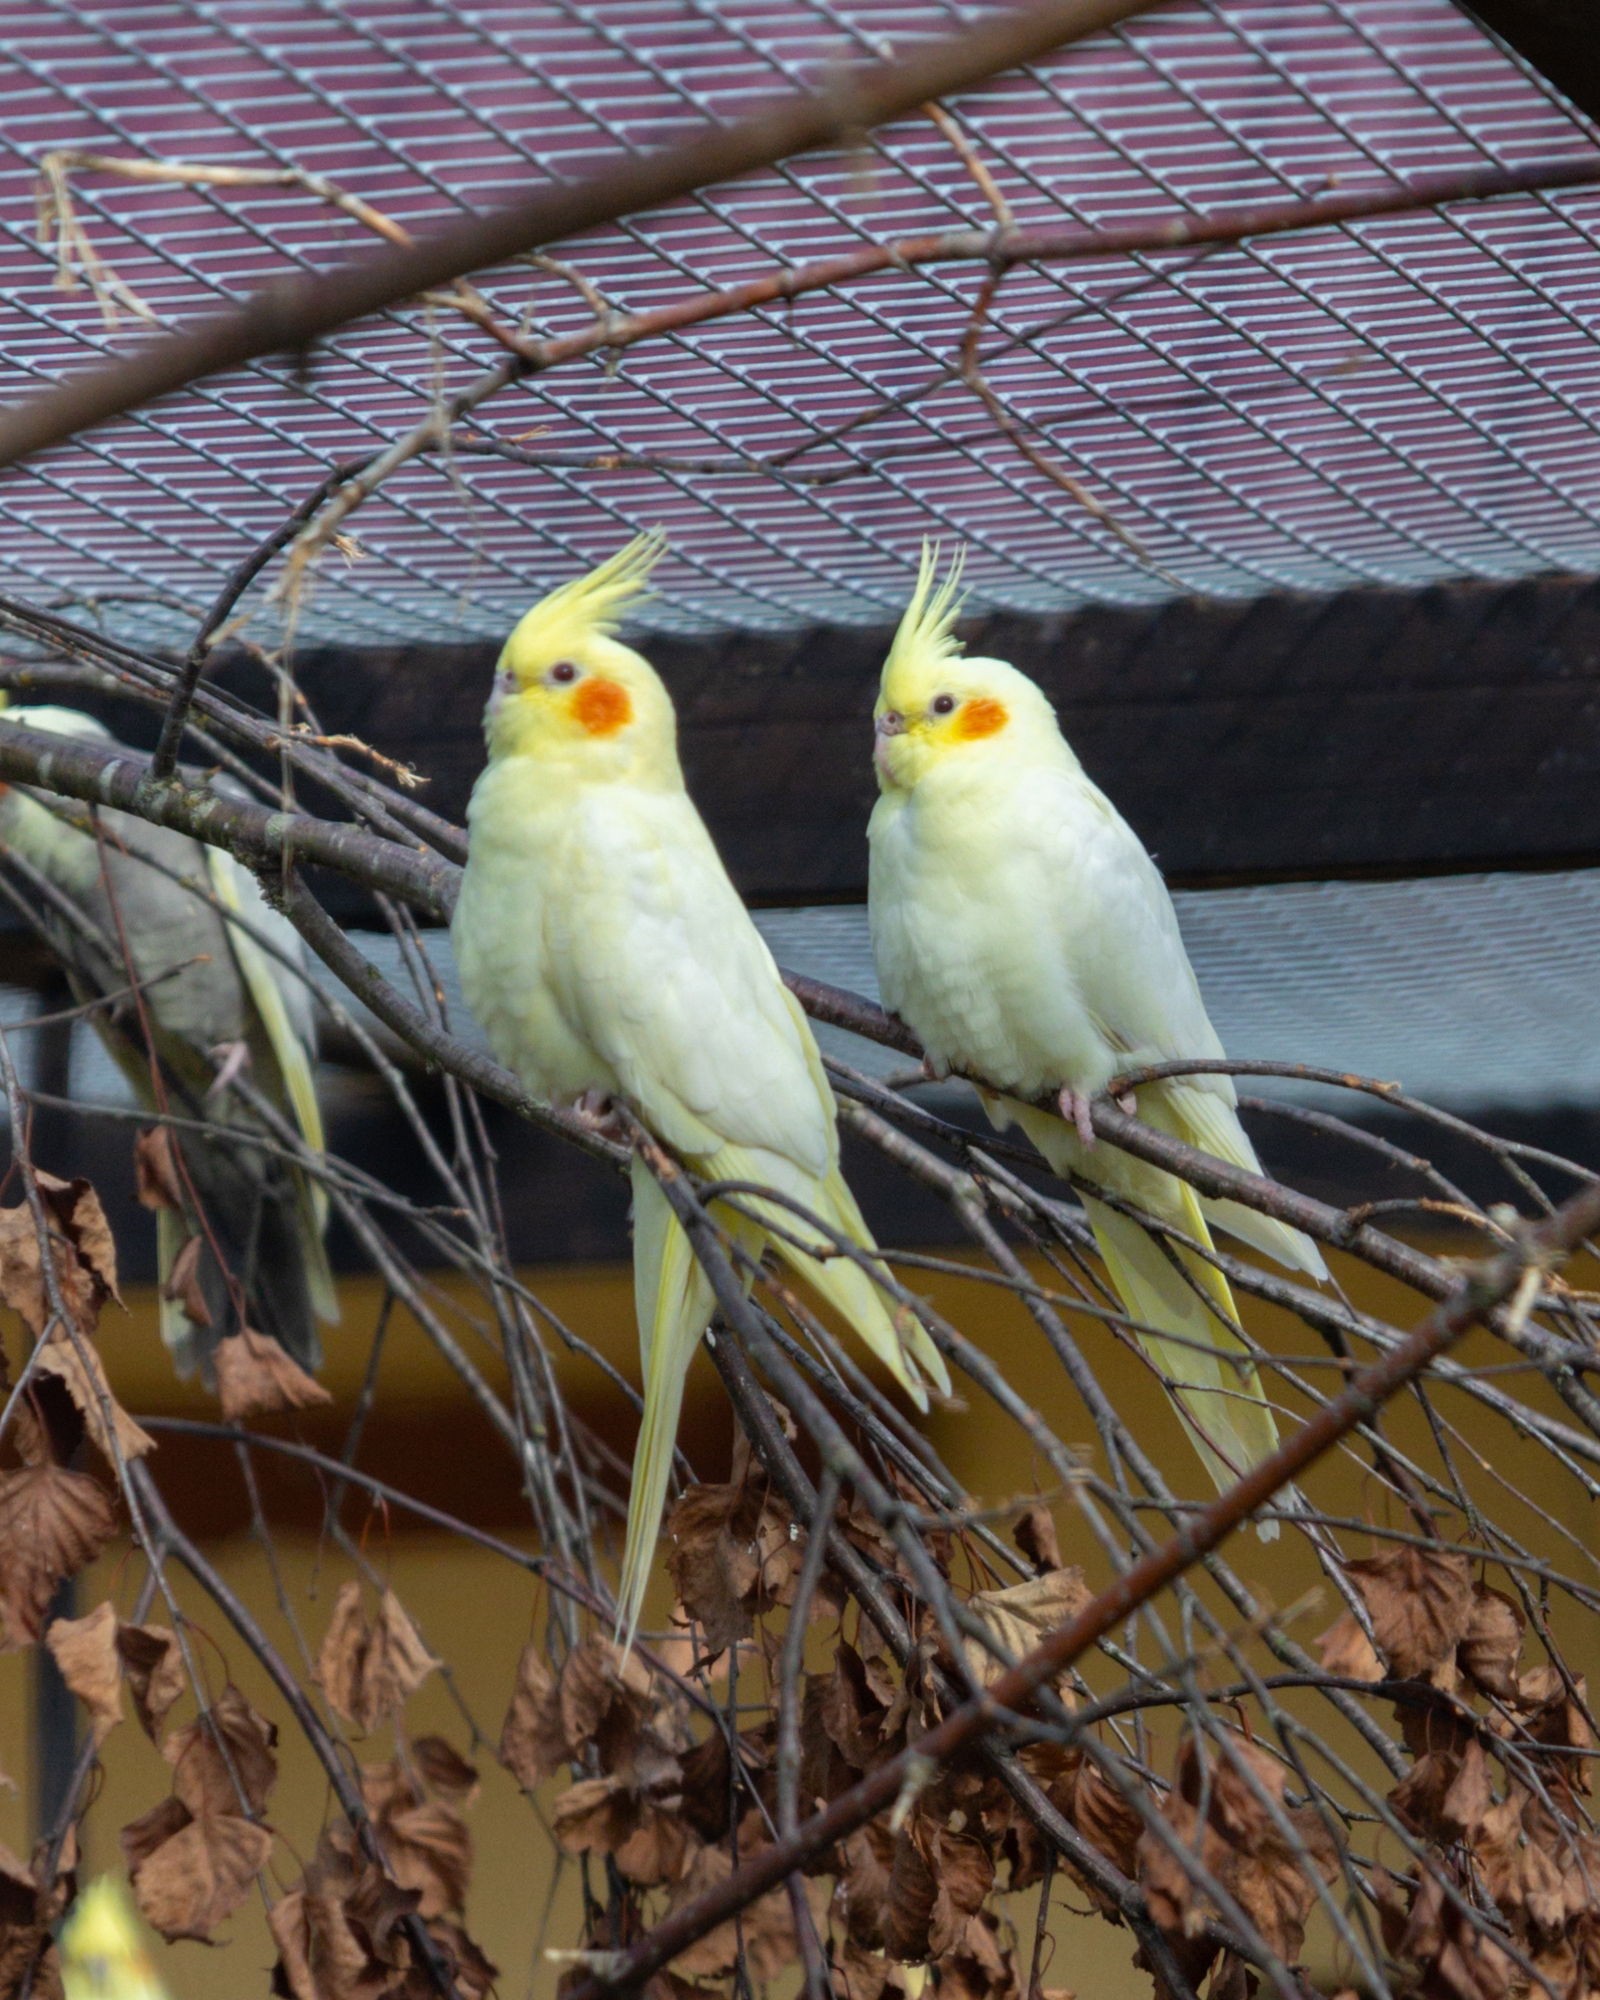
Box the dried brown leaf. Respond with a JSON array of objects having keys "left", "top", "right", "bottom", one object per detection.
[
  {"left": 1069, "top": 1757, "right": 1144, "bottom": 1897},
  {"left": 834, "top": 1941, "right": 909, "bottom": 2000},
  {"left": 381, "top": 1798, "right": 470, "bottom": 1919},
  {"left": 427, "top": 1916, "right": 499, "bottom": 1999},
  {"left": 0, "top": 1834, "right": 70, "bottom": 2000},
  {"left": 214, "top": 1326, "right": 330, "bottom": 1422},
  {"left": 962, "top": 1569, "right": 1092, "bottom": 1690},
  {"left": 316, "top": 1583, "right": 438, "bottom": 1735},
  {"left": 0, "top": 1209, "right": 84, "bottom": 1341},
  {"left": 499, "top": 1638, "right": 568, "bottom": 1791},
  {"left": 801, "top": 1673, "right": 858, "bottom": 1810},
  {"left": 668, "top": 1838, "right": 805, "bottom": 1983},
  {"left": 552, "top": 1776, "right": 638, "bottom": 1857},
  {"left": 31, "top": 1337, "right": 154, "bottom": 1466},
  {"left": 1515, "top": 1665, "right": 1594, "bottom": 1791},
  {"left": 119, "top": 1797, "right": 192, "bottom": 1874},
  {"left": 363, "top": 1590, "right": 441, "bottom": 1725},
  {"left": 1458, "top": 1585, "right": 1524, "bottom": 1704},
  {"left": 412, "top": 1736, "right": 479, "bottom": 1806},
  {"left": 835, "top": 1821, "right": 895, "bottom": 1951},
  {"left": 883, "top": 1817, "right": 939, "bottom": 1963},
  {"left": 133, "top": 1128, "right": 186, "bottom": 1216},
  {"left": 558, "top": 1634, "right": 660, "bottom": 1784},
  {"left": 133, "top": 1125, "right": 187, "bottom": 1213},
  {"left": 0, "top": 1462, "right": 117, "bottom": 1651},
  {"left": 822, "top": 1643, "right": 897, "bottom": 1772},
  {"left": 1141, "top": 1733, "right": 1339, "bottom": 1980},
  {"left": 665, "top": 1474, "right": 802, "bottom": 1653},
  {"left": 0, "top": 1176, "right": 119, "bottom": 1348},
  {"left": 35, "top": 1174, "right": 119, "bottom": 1308},
  {"left": 162, "top": 1235, "right": 210, "bottom": 1331},
  {"left": 677, "top": 1729, "right": 733, "bottom": 1843},
  {"left": 269, "top": 1841, "right": 423, "bottom": 2000},
  {"left": 130, "top": 1810, "right": 274, "bottom": 1942},
  {"left": 1344, "top": 1546, "right": 1473, "bottom": 1680},
  {"left": 316, "top": 1579, "right": 369, "bottom": 1730},
  {"left": 1315, "top": 1609, "right": 1383, "bottom": 1685},
  {"left": 117, "top": 1623, "right": 185, "bottom": 1740},
  {"left": 1441, "top": 1737, "right": 1495, "bottom": 1843},
  {"left": 1013, "top": 1503, "right": 1062, "bottom": 1574},
  {"left": 46, "top": 1601, "right": 122, "bottom": 1746},
  {"left": 164, "top": 1683, "right": 278, "bottom": 1818},
  {"left": 265, "top": 1889, "right": 328, "bottom": 2000},
  {"left": 613, "top": 1805, "right": 692, "bottom": 1888},
  {"left": 935, "top": 1909, "right": 1022, "bottom": 2000}
]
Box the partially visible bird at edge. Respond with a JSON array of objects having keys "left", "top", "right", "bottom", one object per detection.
[
  {"left": 450, "top": 532, "right": 950, "bottom": 1648},
  {"left": 0, "top": 701, "right": 337, "bottom": 1377},
  {"left": 60, "top": 1875, "right": 171, "bottom": 2000},
  {"left": 866, "top": 544, "right": 1327, "bottom": 1536}
]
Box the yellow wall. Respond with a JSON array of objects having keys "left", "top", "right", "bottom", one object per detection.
[{"left": 4, "top": 1240, "right": 1597, "bottom": 1997}]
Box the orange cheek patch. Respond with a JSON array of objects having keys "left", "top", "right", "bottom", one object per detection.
[
  {"left": 954, "top": 696, "right": 1008, "bottom": 741},
  {"left": 572, "top": 677, "right": 633, "bottom": 736}
]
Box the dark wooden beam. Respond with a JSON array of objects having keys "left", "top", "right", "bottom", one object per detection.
[
  {"left": 248, "top": 569, "right": 1600, "bottom": 902},
  {"left": 18, "top": 567, "right": 1600, "bottom": 908}
]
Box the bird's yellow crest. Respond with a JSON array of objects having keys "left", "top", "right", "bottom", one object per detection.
[
  {"left": 880, "top": 540, "right": 967, "bottom": 710},
  {"left": 503, "top": 529, "right": 667, "bottom": 687}
]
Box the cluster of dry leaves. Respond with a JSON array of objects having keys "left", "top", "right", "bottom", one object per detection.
[
  {"left": 1319, "top": 1546, "right": 1599, "bottom": 2000},
  {"left": 486, "top": 1429, "right": 1600, "bottom": 2000},
  {"left": 20, "top": 1573, "right": 495, "bottom": 1996},
  {"left": 133, "top": 1126, "right": 333, "bottom": 1421},
  {"left": 5, "top": 1163, "right": 1600, "bottom": 2000}
]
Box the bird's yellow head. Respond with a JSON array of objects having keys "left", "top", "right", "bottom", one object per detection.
[
  {"left": 872, "top": 542, "right": 1058, "bottom": 793},
  {"left": 484, "top": 531, "right": 679, "bottom": 778},
  {"left": 60, "top": 1875, "right": 167, "bottom": 1999}
]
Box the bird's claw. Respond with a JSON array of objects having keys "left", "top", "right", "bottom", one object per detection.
[
  {"left": 572, "top": 1088, "right": 628, "bottom": 1142},
  {"left": 206, "top": 1040, "right": 251, "bottom": 1099},
  {"left": 1058, "top": 1085, "right": 1096, "bottom": 1148},
  {"left": 1117, "top": 1091, "right": 1137, "bottom": 1115}
]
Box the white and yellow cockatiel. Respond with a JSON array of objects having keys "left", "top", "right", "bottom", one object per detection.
[
  {"left": 0, "top": 702, "right": 336, "bottom": 1376},
  {"left": 451, "top": 533, "right": 949, "bottom": 1644},
  {"left": 867, "top": 546, "right": 1326, "bottom": 1530}
]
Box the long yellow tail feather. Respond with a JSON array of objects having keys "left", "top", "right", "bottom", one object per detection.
[
  {"left": 614, "top": 1148, "right": 949, "bottom": 1650},
  {"left": 616, "top": 1157, "right": 717, "bottom": 1651}
]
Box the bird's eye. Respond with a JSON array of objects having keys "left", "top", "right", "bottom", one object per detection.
[
  {"left": 551, "top": 661, "right": 579, "bottom": 684},
  {"left": 932, "top": 693, "right": 956, "bottom": 716}
]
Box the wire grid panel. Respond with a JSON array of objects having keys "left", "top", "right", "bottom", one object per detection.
[
  {"left": 0, "top": 0, "right": 1598, "bottom": 647},
  {"left": 22, "top": 868, "right": 1600, "bottom": 1113},
  {"left": 753, "top": 871, "right": 1600, "bottom": 1112}
]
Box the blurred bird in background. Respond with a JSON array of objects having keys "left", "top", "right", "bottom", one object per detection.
[
  {"left": 867, "top": 545, "right": 1326, "bottom": 1529},
  {"left": 0, "top": 701, "right": 337, "bottom": 1376},
  {"left": 60, "top": 1876, "right": 169, "bottom": 2000},
  {"left": 451, "top": 533, "right": 949, "bottom": 1646}
]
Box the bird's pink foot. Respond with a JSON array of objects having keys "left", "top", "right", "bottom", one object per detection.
[
  {"left": 1058, "top": 1085, "right": 1096, "bottom": 1148},
  {"left": 572, "top": 1088, "right": 628, "bottom": 1142},
  {"left": 206, "top": 1040, "right": 251, "bottom": 1098},
  {"left": 1117, "top": 1091, "right": 1137, "bottom": 1116}
]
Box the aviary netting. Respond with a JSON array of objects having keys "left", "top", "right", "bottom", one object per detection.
[{"left": 2, "top": 8, "right": 1600, "bottom": 2000}]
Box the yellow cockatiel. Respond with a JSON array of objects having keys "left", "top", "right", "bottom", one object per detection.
[
  {"left": 451, "top": 533, "right": 950, "bottom": 1644},
  {"left": 867, "top": 545, "right": 1326, "bottom": 1532}
]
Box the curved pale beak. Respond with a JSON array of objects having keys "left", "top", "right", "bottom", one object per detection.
[{"left": 873, "top": 708, "right": 907, "bottom": 781}]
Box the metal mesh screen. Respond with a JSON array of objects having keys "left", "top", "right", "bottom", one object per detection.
[{"left": 1, "top": 1, "right": 1598, "bottom": 648}]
